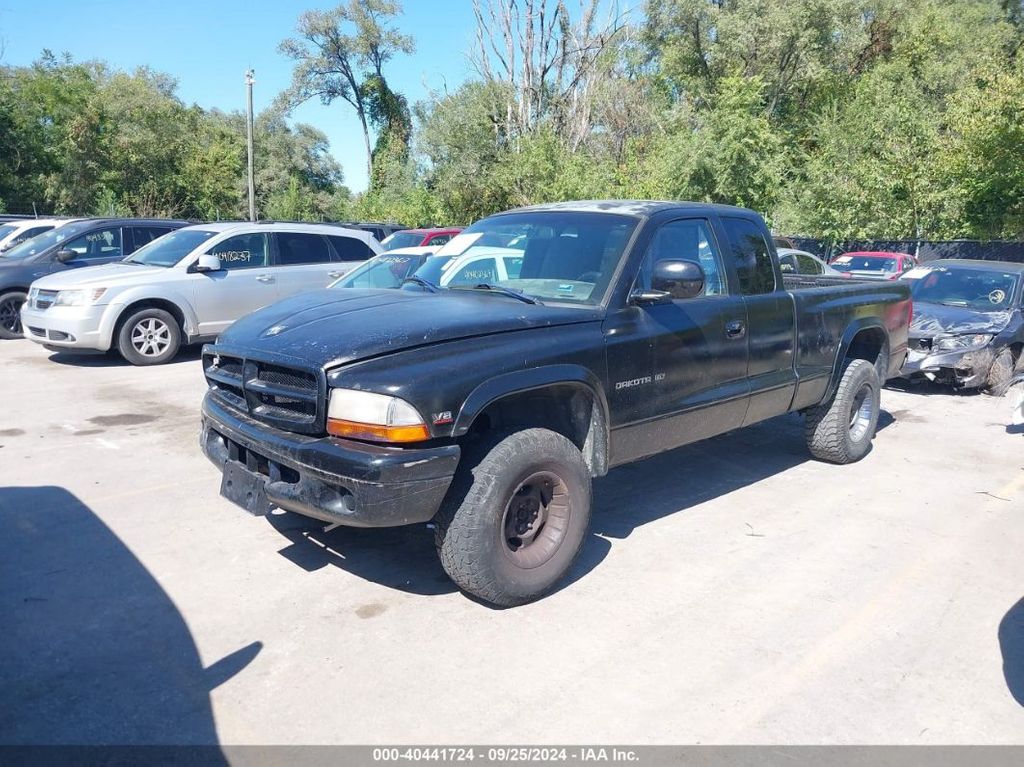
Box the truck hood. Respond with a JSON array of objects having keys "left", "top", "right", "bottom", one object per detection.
[
  {"left": 30, "top": 262, "right": 168, "bottom": 290},
  {"left": 910, "top": 300, "right": 1013, "bottom": 337},
  {"left": 219, "top": 288, "right": 602, "bottom": 368}
]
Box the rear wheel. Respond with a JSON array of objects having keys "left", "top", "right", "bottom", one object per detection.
[
  {"left": 0, "top": 290, "right": 27, "bottom": 340},
  {"left": 805, "top": 358, "right": 881, "bottom": 464},
  {"left": 116, "top": 307, "right": 181, "bottom": 366},
  {"left": 434, "top": 428, "right": 592, "bottom": 607}
]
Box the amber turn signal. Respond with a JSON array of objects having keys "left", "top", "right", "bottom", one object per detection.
[{"left": 327, "top": 418, "right": 431, "bottom": 443}]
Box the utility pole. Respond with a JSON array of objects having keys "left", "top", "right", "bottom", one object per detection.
[{"left": 245, "top": 69, "right": 256, "bottom": 222}]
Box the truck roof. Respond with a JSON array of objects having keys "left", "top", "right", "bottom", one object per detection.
[{"left": 504, "top": 199, "right": 761, "bottom": 218}]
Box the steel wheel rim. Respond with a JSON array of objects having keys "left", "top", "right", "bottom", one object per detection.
[
  {"left": 848, "top": 383, "right": 873, "bottom": 442},
  {"left": 0, "top": 297, "right": 23, "bottom": 333},
  {"left": 130, "top": 318, "right": 171, "bottom": 357},
  {"left": 500, "top": 470, "right": 571, "bottom": 569}
]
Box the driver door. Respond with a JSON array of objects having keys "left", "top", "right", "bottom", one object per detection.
[
  {"left": 192, "top": 233, "right": 280, "bottom": 337},
  {"left": 603, "top": 217, "right": 750, "bottom": 465}
]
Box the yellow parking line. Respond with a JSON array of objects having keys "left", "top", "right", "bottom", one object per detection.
[{"left": 996, "top": 471, "right": 1024, "bottom": 500}]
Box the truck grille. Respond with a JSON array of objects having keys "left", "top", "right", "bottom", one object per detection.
[
  {"left": 32, "top": 290, "right": 58, "bottom": 310},
  {"left": 203, "top": 351, "right": 323, "bottom": 434}
]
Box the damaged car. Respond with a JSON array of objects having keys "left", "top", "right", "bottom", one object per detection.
[{"left": 900, "top": 259, "right": 1024, "bottom": 394}]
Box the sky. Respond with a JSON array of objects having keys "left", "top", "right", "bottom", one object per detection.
[{"left": 0, "top": 0, "right": 483, "bottom": 192}]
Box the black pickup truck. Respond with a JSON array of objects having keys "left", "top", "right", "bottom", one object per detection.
[{"left": 200, "top": 201, "right": 911, "bottom": 606}]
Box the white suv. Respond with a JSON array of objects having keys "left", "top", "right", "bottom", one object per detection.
[{"left": 21, "top": 221, "right": 380, "bottom": 365}]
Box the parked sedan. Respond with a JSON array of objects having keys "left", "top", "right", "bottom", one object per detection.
[
  {"left": 380, "top": 227, "right": 463, "bottom": 251},
  {"left": 0, "top": 218, "right": 188, "bottom": 339},
  {"left": 331, "top": 247, "right": 437, "bottom": 289},
  {"left": 899, "top": 259, "right": 1024, "bottom": 394},
  {"left": 0, "top": 218, "right": 74, "bottom": 253},
  {"left": 21, "top": 222, "right": 380, "bottom": 365},
  {"left": 777, "top": 248, "right": 840, "bottom": 276},
  {"left": 829, "top": 251, "right": 917, "bottom": 279}
]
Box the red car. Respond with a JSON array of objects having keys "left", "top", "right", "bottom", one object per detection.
[
  {"left": 829, "top": 251, "right": 917, "bottom": 280},
  {"left": 381, "top": 227, "right": 462, "bottom": 251}
]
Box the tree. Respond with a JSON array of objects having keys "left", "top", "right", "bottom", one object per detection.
[
  {"left": 470, "top": 0, "right": 627, "bottom": 148},
  {"left": 278, "top": 0, "right": 414, "bottom": 182}
]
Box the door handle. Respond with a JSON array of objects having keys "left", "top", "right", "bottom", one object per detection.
[
  {"left": 328, "top": 271, "right": 343, "bottom": 279},
  {"left": 725, "top": 320, "right": 746, "bottom": 339},
  {"left": 256, "top": 275, "right": 274, "bottom": 283}
]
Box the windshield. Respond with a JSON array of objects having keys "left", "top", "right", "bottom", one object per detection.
[
  {"left": 908, "top": 266, "right": 1020, "bottom": 310},
  {"left": 124, "top": 229, "right": 215, "bottom": 267},
  {"left": 1, "top": 220, "right": 91, "bottom": 260},
  {"left": 831, "top": 255, "right": 898, "bottom": 273},
  {"left": 0, "top": 224, "right": 17, "bottom": 242},
  {"left": 427, "top": 211, "right": 638, "bottom": 304},
  {"left": 334, "top": 253, "right": 429, "bottom": 288},
  {"left": 381, "top": 232, "right": 424, "bottom": 251}
]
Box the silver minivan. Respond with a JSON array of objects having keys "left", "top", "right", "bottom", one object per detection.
[{"left": 21, "top": 221, "right": 381, "bottom": 365}]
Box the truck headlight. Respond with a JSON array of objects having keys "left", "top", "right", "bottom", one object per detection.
[
  {"left": 935, "top": 334, "right": 993, "bottom": 352},
  {"left": 52, "top": 288, "right": 107, "bottom": 306},
  {"left": 327, "top": 389, "right": 429, "bottom": 443}
]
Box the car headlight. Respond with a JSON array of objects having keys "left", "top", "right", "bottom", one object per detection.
[
  {"left": 935, "top": 334, "right": 993, "bottom": 352},
  {"left": 52, "top": 288, "right": 107, "bottom": 307},
  {"left": 327, "top": 389, "right": 429, "bottom": 443}
]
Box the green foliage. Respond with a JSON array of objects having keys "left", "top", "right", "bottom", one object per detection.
[
  {"left": 3, "top": 0, "right": 1024, "bottom": 241},
  {"left": 0, "top": 56, "right": 348, "bottom": 220}
]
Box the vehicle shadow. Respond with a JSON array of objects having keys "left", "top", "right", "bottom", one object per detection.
[
  {"left": 0, "top": 486, "right": 260, "bottom": 747},
  {"left": 45, "top": 344, "right": 205, "bottom": 368},
  {"left": 265, "top": 409, "right": 894, "bottom": 605},
  {"left": 885, "top": 378, "right": 982, "bottom": 398},
  {"left": 999, "top": 598, "right": 1024, "bottom": 706}
]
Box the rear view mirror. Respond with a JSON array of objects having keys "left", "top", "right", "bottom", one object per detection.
[
  {"left": 56, "top": 248, "right": 77, "bottom": 263},
  {"left": 651, "top": 259, "right": 705, "bottom": 300},
  {"left": 195, "top": 254, "right": 222, "bottom": 273}
]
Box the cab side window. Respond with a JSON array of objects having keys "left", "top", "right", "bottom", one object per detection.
[
  {"left": 721, "top": 217, "right": 777, "bottom": 295},
  {"left": 63, "top": 227, "right": 123, "bottom": 261},
  {"left": 209, "top": 233, "right": 269, "bottom": 270},
  {"left": 639, "top": 219, "right": 727, "bottom": 297}
]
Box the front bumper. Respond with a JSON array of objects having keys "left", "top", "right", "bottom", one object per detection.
[
  {"left": 900, "top": 344, "right": 995, "bottom": 388},
  {"left": 200, "top": 392, "right": 460, "bottom": 527},
  {"left": 20, "top": 303, "right": 114, "bottom": 351}
]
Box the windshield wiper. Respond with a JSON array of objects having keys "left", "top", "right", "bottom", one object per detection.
[
  {"left": 401, "top": 275, "right": 440, "bottom": 293},
  {"left": 450, "top": 283, "right": 542, "bottom": 305}
]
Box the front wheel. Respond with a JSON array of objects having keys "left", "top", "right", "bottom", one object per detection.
[
  {"left": 805, "top": 358, "right": 881, "bottom": 464},
  {"left": 434, "top": 428, "right": 592, "bottom": 607},
  {"left": 0, "top": 291, "right": 28, "bottom": 340},
  {"left": 984, "top": 349, "right": 1014, "bottom": 397},
  {"left": 116, "top": 307, "right": 181, "bottom": 366}
]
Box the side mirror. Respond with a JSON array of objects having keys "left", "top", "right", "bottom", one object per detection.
[
  {"left": 195, "top": 254, "right": 222, "bottom": 273},
  {"left": 56, "top": 248, "right": 77, "bottom": 263},
  {"left": 651, "top": 259, "right": 705, "bottom": 300}
]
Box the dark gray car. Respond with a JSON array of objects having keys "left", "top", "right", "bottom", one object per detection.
[{"left": 0, "top": 217, "right": 188, "bottom": 339}]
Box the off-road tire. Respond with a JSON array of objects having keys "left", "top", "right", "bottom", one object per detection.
[
  {"left": 434, "top": 428, "right": 592, "bottom": 607},
  {"left": 805, "top": 358, "right": 881, "bottom": 464},
  {"left": 116, "top": 307, "right": 181, "bottom": 366},
  {"left": 0, "top": 290, "right": 28, "bottom": 340},
  {"left": 984, "top": 349, "right": 1015, "bottom": 397}
]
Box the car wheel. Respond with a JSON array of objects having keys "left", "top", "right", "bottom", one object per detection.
[
  {"left": 116, "top": 307, "right": 181, "bottom": 366},
  {"left": 984, "top": 348, "right": 1014, "bottom": 397},
  {"left": 434, "top": 428, "right": 592, "bottom": 607},
  {"left": 0, "top": 291, "right": 28, "bottom": 340},
  {"left": 805, "top": 358, "right": 881, "bottom": 464}
]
